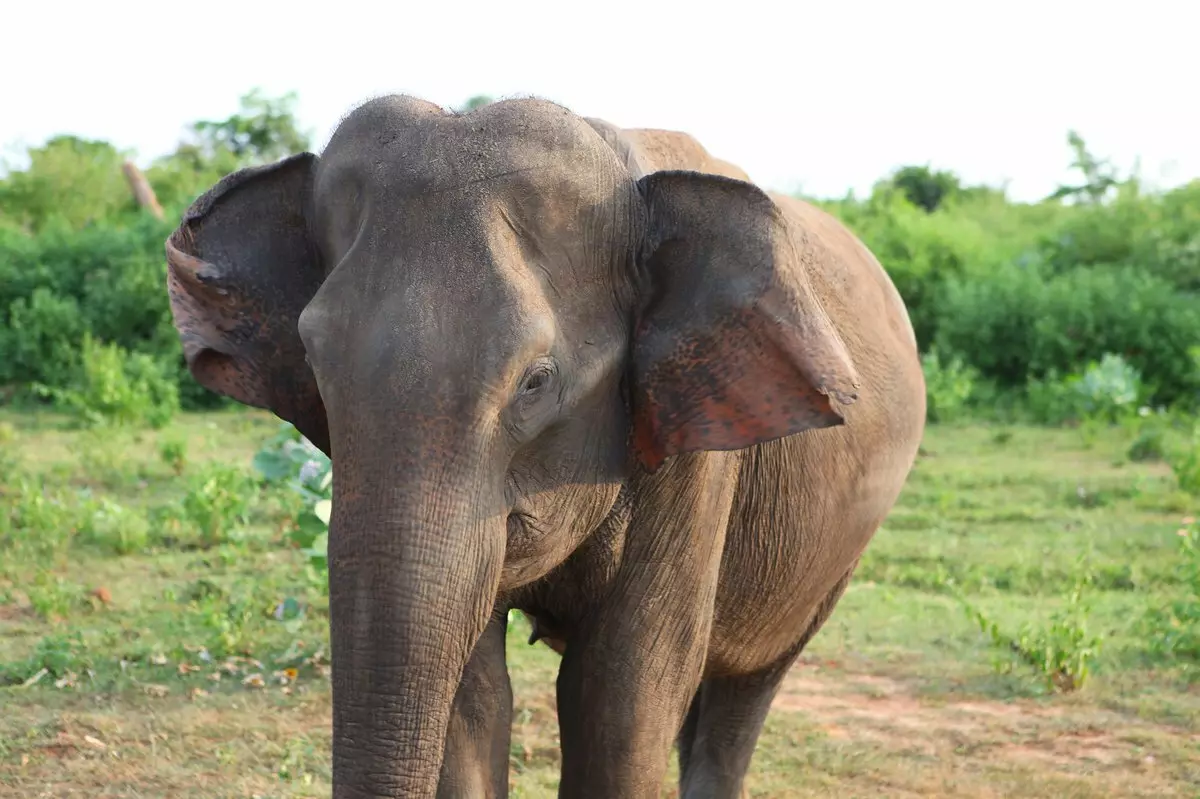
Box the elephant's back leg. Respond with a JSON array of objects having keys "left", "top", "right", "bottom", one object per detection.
[
  {"left": 703, "top": 427, "right": 888, "bottom": 675},
  {"left": 678, "top": 563, "right": 859, "bottom": 797}
]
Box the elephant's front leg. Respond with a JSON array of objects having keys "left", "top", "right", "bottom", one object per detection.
[
  {"left": 437, "top": 607, "right": 512, "bottom": 799},
  {"left": 555, "top": 452, "right": 740, "bottom": 798}
]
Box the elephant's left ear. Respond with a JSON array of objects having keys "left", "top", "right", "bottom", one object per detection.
[{"left": 630, "top": 171, "right": 860, "bottom": 472}]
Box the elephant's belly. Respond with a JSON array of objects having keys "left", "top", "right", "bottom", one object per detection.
[{"left": 701, "top": 430, "right": 913, "bottom": 678}]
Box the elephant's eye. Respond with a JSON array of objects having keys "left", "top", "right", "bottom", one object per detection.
[{"left": 518, "top": 360, "right": 557, "bottom": 398}]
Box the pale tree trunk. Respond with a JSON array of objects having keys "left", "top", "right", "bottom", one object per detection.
[{"left": 121, "top": 161, "right": 164, "bottom": 220}]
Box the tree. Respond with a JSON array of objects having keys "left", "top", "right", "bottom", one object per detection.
[
  {"left": 1047, "top": 130, "right": 1120, "bottom": 205},
  {"left": 890, "top": 165, "right": 962, "bottom": 213},
  {"left": 0, "top": 135, "right": 134, "bottom": 232},
  {"left": 146, "top": 88, "right": 313, "bottom": 212},
  {"left": 188, "top": 88, "right": 312, "bottom": 166}
]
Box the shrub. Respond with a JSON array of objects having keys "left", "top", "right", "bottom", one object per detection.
[
  {"left": 1127, "top": 419, "right": 1168, "bottom": 462},
  {"left": 179, "top": 463, "right": 257, "bottom": 547},
  {"left": 936, "top": 265, "right": 1200, "bottom": 407},
  {"left": 1023, "top": 354, "right": 1143, "bottom": 426},
  {"left": 41, "top": 334, "right": 180, "bottom": 429},
  {"left": 159, "top": 436, "right": 189, "bottom": 475},
  {"left": 1141, "top": 516, "right": 1200, "bottom": 664},
  {"left": 961, "top": 561, "right": 1104, "bottom": 692},
  {"left": 253, "top": 423, "right": 331, "bottom": 583},
  {"left": 921, "top": 348, "right": 979, "bottom": 422},
  {"left": 1170, "top": 422, "right": 1200, "bottom": 496},
  {"left": 80, "top": 498, "right": 152, "bottom": 555}
]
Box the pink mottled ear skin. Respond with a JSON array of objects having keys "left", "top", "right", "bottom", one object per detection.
[{"left": 630, "top": 171, "right": 860, "bottom": 473}]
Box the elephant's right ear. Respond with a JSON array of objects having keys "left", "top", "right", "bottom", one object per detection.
[{"left": 165, "top": 153, "right": 330, "bottom": 454}]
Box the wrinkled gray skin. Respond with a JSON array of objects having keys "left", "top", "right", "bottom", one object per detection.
[{"left": 165, "top": 95, "right": 925, "bottom": 798}]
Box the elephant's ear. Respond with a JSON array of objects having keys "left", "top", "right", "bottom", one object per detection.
[
  {"left": 630, "top": 171, "right": 860, "bottom": 472},
  {"left": 165, "top": 152, "right": 331, "bottom": 454}
]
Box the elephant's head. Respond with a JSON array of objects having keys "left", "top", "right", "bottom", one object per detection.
[{"left": 165, "top": 95, "right": 858, "bottom": 797}]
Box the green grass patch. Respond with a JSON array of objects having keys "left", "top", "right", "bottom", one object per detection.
[{"left": 1, "top": 409, "right": 1198, "bottom": 796}]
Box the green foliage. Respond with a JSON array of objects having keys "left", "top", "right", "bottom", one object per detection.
[
  {"left": 457, "top": 94, "right": 495, "bottom": 112},
  {"left": 189, "top": 89, "right": 311, "bottom": 165},
  {"left": 1168, "top": 422, "right": 1200, "bottom": 495},
  {"left": 1047, "top": 130, "right": 1120, "bottom": 205},
  {"left": 1127, "top": 418, "right": 1168, "bottom": 462},
  {"left": 0, "top": 631, "right": 91, "bottom": 686},
  {"left": 961, "top": 561, "right": 1104, "bottom": 693},
  {"left": 0, "top": 88, "right": 309, "bottom": 413},
  {"left": 0, "top": 136, "right": 135, "bottom": 233},
  {"left": 159, "top": 436, "right": 188, "bottom": 475},
  {"left": 80, "top": 498, "right": 151, "bottom": 555},
  {"left": 1023, "top": 354, "right": 1143, "bottom": 426},
  {"left": 935, "top": 265, "right": 1200, "bottom": 407},
  {"left": 39, "top": 333, "right": 180, "bottom": 429},
  {"left": 889, "top": 164, "right": 963, "bottom": 212},
  {"left": 920, "top": 348, "right": 979, "bottom": 422},
  {"left": 178, "top": 464, "right": 257, "bottom": 547},
  {"left": 1140, "top": 516, "right": 1200, "bottom": 665},
  {"left": 253, "top": 424, "right": 331, "bottom": 584}
]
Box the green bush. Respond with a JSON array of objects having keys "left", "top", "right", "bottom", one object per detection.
[
  {"left": 1169, "top": 422, "right": 1200, "bottom": 496},
  {"left": 178, "top": 463, "right": 257, "bottom": 547},
  {"left": 1141, "top": 516, "right": 1200, "bottom": 664},
  {"left": 253, "top": 423, "right": 331, "bottom": 584},
  {"left": 921, "top": 348, "right": 979, "bottom": 422},
  {"left": 42, "top": 334, "right": 180, "bottom": 429},
  {"left": 80, "top": 498, "right": 152, "bottom": 555},
  {"left": 1127, "top": 419, "right": 1168, "bottom": 462},
  {"left": 935, "top": 265, "right": 1200, "bottom": 407}
]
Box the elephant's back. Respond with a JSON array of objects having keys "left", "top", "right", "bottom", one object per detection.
[
  {"left": 584, "top": 118, "right": 753, "bottom": 183},
  {"left": 704, "top": 194, "right": 926, "bottom": 678}
]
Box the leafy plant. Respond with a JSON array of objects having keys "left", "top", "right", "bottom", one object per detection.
[
  {"left": 80, "top": 498, "right": 151, "bottom": 555},
  {"left": 253, "top": 424, "right": 331, "bottom": 583},
  {"left": 921, "top": 347, "right": 979, "bottom": 422},
  {"left": 1072, "top": 353, "right": 1142, "bottom": 421},
  {"left": 1127, "top": 415, "right": 1168, "bottom": 462},
  {"left": 179, "top": 463, "right": 256, "bottom": 546},
  {"left": 961, "top": 560, "right": 1104, "bottom": 692},
  {"left": 0, "top": 631, "right": 91, "bottom": 685},
  {"left": 159, "top": 435, "right": 188, "bottom": 475},
  {"left": 40, "top": 333, "right": 180, "bottom": 429},
  {"left": 1141, "top": 516, "right": 1200, "bottom": 664},
  {"left": 1169, "top": 422, "right": 1200, "bottom": 496}
]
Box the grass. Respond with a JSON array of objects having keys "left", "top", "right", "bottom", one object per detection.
[{"left": 1, "top": 408, "right": 1198, "bottom": 797}]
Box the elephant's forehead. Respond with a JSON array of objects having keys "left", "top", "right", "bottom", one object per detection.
[{"left": 316, "top": 95, "right": 625, "bottom": 207}]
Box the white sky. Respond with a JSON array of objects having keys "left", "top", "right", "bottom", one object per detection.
[{"left": 2, "top": 0, "right": 1195, "bottom": 202}]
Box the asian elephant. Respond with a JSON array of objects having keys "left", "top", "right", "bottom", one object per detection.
[{"left": 164, "top": 94, "right": 925, "bottom": 799}]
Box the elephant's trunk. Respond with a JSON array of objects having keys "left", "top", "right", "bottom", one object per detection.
[{"left": 326, "top": 451, "right": 505, "bottom": 799}]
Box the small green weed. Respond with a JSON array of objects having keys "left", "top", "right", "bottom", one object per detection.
[
  {"left": 79, "top": 497, "right": 151, "bottom": 555},
  {"left": 960, "top": 560, "right": 1104, "bottom": 693},
  {"left": 178, "top": 463, "right": 257, "bottom": 547},
  {"left": 1128, "top": 421, "right": 1168, "bottom": 462},
  {"left": 159, "top": 435, "right": 189, "bottom": 475},
  {"left": 1168, "top": 422, "right": 1200, "bottom": 496},
  {"left": 1141, "top": 516, "right": 1200, "bottom": 666},
  {"left": 0, "top": 631, "right": 92, "bottom": 686},
  {"left": 24, "top": 570, "right": 86, "bottom": 621}
]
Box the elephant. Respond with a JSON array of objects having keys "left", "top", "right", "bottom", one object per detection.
[{"left": 163, "top": 94, "right": 926, "bottom": 799}]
